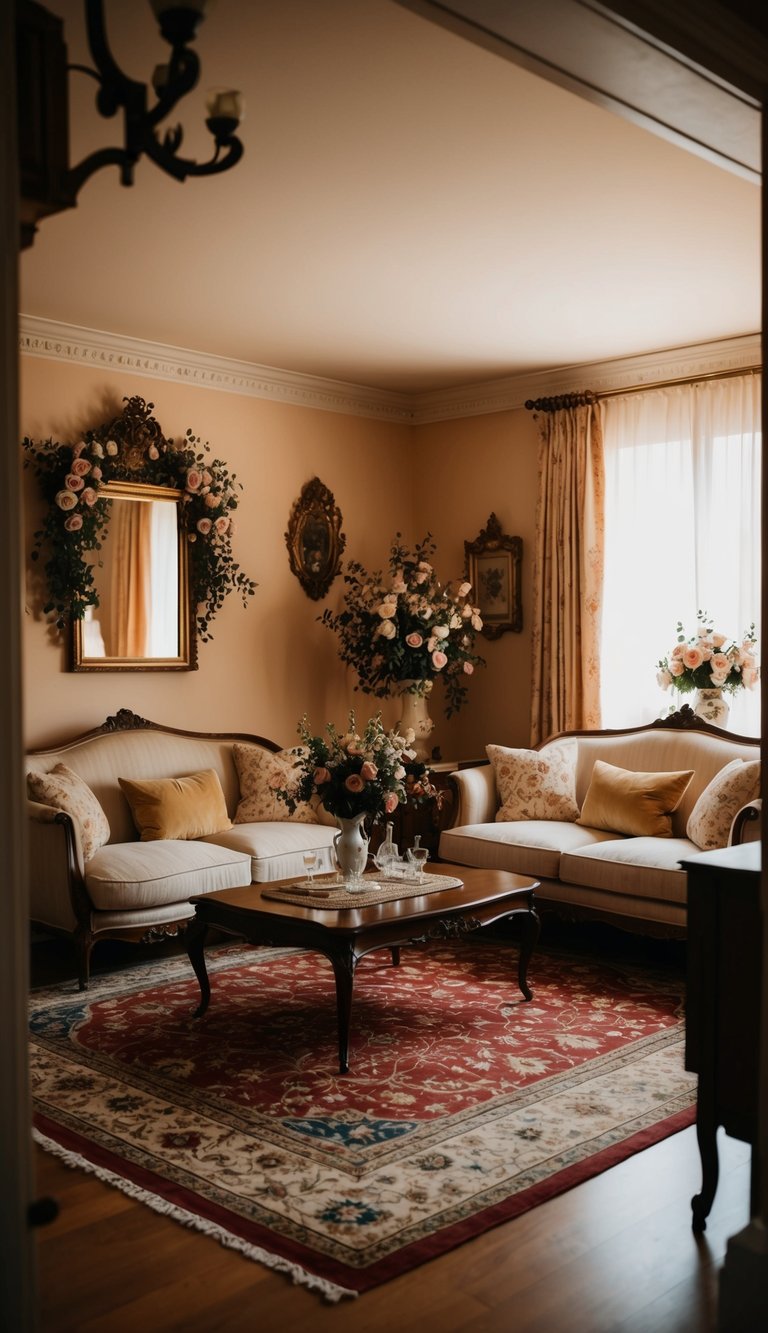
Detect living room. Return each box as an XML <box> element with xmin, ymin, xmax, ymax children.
<box><xmin>4</xmin><ymin>1</ymin><xmax>767</xmax><ymax>1329</ymax></box>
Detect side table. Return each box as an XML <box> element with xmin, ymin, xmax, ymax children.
<box><xmin>372</xmin><ymin>760</ymin><xmax>481</xmax><ymax>859</ymax></box>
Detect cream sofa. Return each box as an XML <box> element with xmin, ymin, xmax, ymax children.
<box><xmin>26</xmin><ymin>709</ymin><xmax>338</xmax><ymax>987</ymax></box>
<box><xmin>439</xmin><ymin>710</ymin><xmax>760</xmax><ymax>932</ymax></box>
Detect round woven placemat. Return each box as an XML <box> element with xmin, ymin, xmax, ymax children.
<box><xmin>262</xmin><ymin>871</ymin><xmax>463</xmax><ymax>909</ymax></box>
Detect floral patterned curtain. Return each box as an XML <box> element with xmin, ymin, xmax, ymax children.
<box><xmin>530</xmin><ymin>399</ymin><xmax>605</xmax><ymax>744</ymax></box>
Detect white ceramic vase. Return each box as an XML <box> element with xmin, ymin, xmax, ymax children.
<box><xmin>693</xmin><ymin>687</ymin><xmax>730</xmax><ymax>728</ymax></box>
<box><xmin>333</xmin><ymin>812</ymin><xmax>369</xmax><ymax>884</ymax></box>
<box><xmin>395</xmin><ymin>680</ymin><xmax>434</xmax><ymax>761</ymax></box>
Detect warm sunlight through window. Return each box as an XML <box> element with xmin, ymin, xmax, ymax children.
<box><xmin>600</xmin><ymin>376</ymin><xmax>761</xmax><ymax>736</ymax></box>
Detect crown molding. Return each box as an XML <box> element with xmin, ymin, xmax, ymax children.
<box><xmin>18</xmin><ymin>316</ymin><xmax>416</xmax><ymax>423</ymax></box>
<box><xmin>19</xmin><ymin>316</ymin><xmax>760</xmax><ymax>425</ymax></box>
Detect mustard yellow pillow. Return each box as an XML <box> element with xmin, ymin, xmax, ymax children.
<box><xmin>118</xmin><ymin>769</ymin><xmax>232</xmax><ymax>842</ymax></box>
<box><xmin>577</xmin><ymin>760</ymin><xmax>694</xmax><ymax>838</ymax></box>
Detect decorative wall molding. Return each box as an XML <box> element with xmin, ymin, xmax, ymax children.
<box><xmin>19</xmin><ymin>315</ymin><xmax>761</xmax><ymax>426</ymax></box>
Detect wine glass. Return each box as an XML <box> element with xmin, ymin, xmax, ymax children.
<box><xmin>302</xmin><ymin>850</ymin><xmax>317</xmax><ymax>887</ymax></box>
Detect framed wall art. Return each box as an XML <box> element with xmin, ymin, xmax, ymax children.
<box><xmin>285</xmin><ymin>476</ymin><xmax>346</xmax><ymax>600</ymax></box>
<box><xmin>464</xmin><ymin>512</ymin><xmax>522</xmax><ymax>638</ymax></box>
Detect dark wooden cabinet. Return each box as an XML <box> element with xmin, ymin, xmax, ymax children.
<box><xmin>681</xmin><ymin>841</ymin><xmax>762</xmax><ymax>1231</ymax></box>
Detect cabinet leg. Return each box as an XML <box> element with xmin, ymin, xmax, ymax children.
<box><xmin>691</xmin><ymin>1105</ymin><xmax>719</xmax><ymax>1233</ymax></box>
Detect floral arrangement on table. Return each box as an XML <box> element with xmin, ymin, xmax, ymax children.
<box><xmin>274</xmin><ymin>712</ymin><xmax>437</xmax><ymax>822</ymax></box>
<box><xmin>22</xmin><ymin>395</ymin><xmax>256</xmax><ymax>641</ymax></box>
<box><xmin>656</xmin><ymin>612</ymin><xmax>760</xmax><ymax>697</ymax></box>
<box><xmin>319</xmin><ymin>533</ymin><xmax>485</xmax><ymax>717</ymax></box>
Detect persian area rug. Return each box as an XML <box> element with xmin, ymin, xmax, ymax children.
<box><xmin>30</xmin><ymin>940</ymin><xmax>695</xmax><ymax>1302</ymax></box>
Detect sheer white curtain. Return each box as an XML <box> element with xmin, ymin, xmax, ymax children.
<box><xmin>600</xmin><ymin>375</ymin><xmax>761</xmax><ymax>736</ymax></box>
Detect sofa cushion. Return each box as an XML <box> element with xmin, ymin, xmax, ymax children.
<box><xmin>84</xmin><ymin>840</ymin><xmax>251</xmax><ymax>911</ymax></box>
<box><xmin>486</xmin><ymin>741</ymin><xmax>580</xmax><ymax>822</ymax></box>
<box><xmin>577</xmin><ymin>761</ymin><xmax>694</xmax><ymax>838</ymax></box>
<box><xmin>560</xmin><ymin>836</ymin><xmax>695</xmax><ymax>903</ymax></box>
<box><xmin>201</xmin><ymin>821</ymin><xmax>338</xmax><ymax>882</ymax></box>
<box><xmin>686</xmin><ymin>758</ymin><xmax>761</xmax><ymax>851</ymax></box>
<box><xmin>439</xmin><ymin>820</ymin><xmax>617</xmax><ymax>880</ymax></box>
<box><xmin>118</xmin><ymin>769</ymin><xmax>232</xmax><ymax>842</ymax></box>
<box><xmin>27</xmin><ymin>763</ymin><xmax>110</xmax><ymax>862</ymax></box>
<box><xmin>232</xmin><ymin>744</ymin><xmax>321</xmax><ymax>824</ymax></box>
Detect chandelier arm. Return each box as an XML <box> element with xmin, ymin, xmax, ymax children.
<box><xmin>63</xmin><ymin>146</ymin><xmax>137</xmax><ymax>196</ymax></box>
<box><xmin>146</xmin><ymin>47</ymin><xmax>201</xmax><ymax>128</ymax></box>
<box><xmin>140</xmin><ymin>132</ymin><xmax>244</xmax><ymax>182</ymax></box>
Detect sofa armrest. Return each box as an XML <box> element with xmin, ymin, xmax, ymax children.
<box><xmin>730</xmin><ymin>798</ymin><xmax>761</xmax><ymax>846</ymax></box>
<box><xmin>449</xmin><ymin>765</ymin><xmax>498</xmax><ymax>826</ymax></box>
<box><xmin>27</xmin><ymin>799</ymin><xmax>89</xmax><ymax>932</ymax></box>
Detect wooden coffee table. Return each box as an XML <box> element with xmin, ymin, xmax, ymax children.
<box><xmin>185</xmin><ymin>862</ymin><xmax>540</xmax><ymax>1073</ymax></box>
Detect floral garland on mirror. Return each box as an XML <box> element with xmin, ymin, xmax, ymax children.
<box><xmin>22</xmin><ymin>395</ymin><xmax>257</xmax><ymax>641</ymax></box>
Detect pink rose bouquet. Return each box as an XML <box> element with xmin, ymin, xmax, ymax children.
<box><xmin>273</xmin><ymin>712</ymin><xmax>436</xmax><ymax>822</ymax></box>
<box><xmin>656</xmin><ymin>613</ymin><xmax>759</xmax><ymax>697</ymax></box>
<box><xmin>320</xmin><ymin>534</ymin><xmax>485</xmax><ymax>717</ymax></box>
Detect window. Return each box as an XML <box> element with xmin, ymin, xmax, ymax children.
<box><xmin>600</xmin><ymin>375</ymin><xmax>761</xmax><ymax>736</ymax></box>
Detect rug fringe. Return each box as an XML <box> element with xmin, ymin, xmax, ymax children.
<box><xmin>32</xmin><ymin>1127</ymin><xmax>357</xmax><ymax>1304</ymax></box>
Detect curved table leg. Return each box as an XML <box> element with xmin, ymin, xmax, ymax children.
<box><xmin>185</xmin><ymin>914</ymin><xmax>211</xmax><ymax>1018</ymax></box>
<box><xmin>517</xmin><ymin>902</ymin><xmax>540</xmax><ymax>1002</ymax></box>
<box><xmin>329</xmin><ymin>945</ymin><xmax>358</xmax><ymax>1075</ymax></box>
<box><xmin>691</xmin><ymin>1096</ymin><xmax>719</xmax><ymax>1233</ymax></box>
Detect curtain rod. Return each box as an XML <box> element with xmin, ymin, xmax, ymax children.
<box><xmin>524</xmin><ymin>362</ymin><xmax>762</xmax><ymax>412</ymax></box>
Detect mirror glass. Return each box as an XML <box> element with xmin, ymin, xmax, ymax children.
<box><xmin>72</xmin><ymin>482</ymin><xmax>193</xmax><ymax>670</ymax></box>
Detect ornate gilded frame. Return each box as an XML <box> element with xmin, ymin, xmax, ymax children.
<box><xmin>464</xmin><ymin>512</ymin><xmax>523</xmax><ymax>639</ymax></box>
<box><xmin>285</xmin><ymin>476</ymin><xmax>346</xmax><ymax>600</ymax></box>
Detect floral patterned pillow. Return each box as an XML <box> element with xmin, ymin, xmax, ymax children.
<box><xmin>27</xmin><ymin>763</ymin><xmax>110</xmax><ymax>862</ymax></box>
<box><xmin>233</xmin><ymin>745</ymin><xmax>318</xmax><ymax>824</ymax></box>
<box><xmin>487</xmin><ymin>740</ymin><xmax>580</xmax><ymax>822</ymax></box>
<box><xmin>686</xmin><ymin>759</ymin><xmax>761</xmax><ymax>851</ymax></box>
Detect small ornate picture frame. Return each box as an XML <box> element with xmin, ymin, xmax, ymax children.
<box><xmin>464</xmin><ymin>513</ymin><xmax>522</xmax><ymax>638</ymax></box>
<box><xmin>285</xmin><ymin>477</ymin><xmax>346</xmax><ymax>600</ymax></box>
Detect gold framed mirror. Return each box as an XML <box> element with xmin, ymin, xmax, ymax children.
<box><xmin>285</xmin><ymin>476</ymin><xmax>346</xmax><ymax>600</ymax></box>
<box><xmin>71</xmin><ymin>481</ymin><xmax>194</xmax><ymax>671</ymax></box>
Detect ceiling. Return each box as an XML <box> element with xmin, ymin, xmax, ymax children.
<box><xmin>19</xmin><ymin>0</ymin><xmax>761</xmax><ymax>394</ymax></box>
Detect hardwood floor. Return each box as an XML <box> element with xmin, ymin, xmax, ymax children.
<box><xmin>30</xmin><ymin>930</ymin><xmax>752</xmax><ymax>1332</ymax></box>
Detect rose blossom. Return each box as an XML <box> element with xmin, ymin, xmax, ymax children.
<box><xmin>656</xmin><ymin>669</ymin><xmax>672</xmax><ymax>690</ymax></box>
<box><xmin>72</xmin><ymin>441</ymin><xmax>86</xmax><ymax>458</ymax></box>
<box><xmin>105</xmin><ymin>440</ymin><xmax>118</xmax><ymax>456</ymax></box>
<box><xmin>196</xmin><ymin>518</ymin><xmax>212</xmax><ymax>535</ymax></box>
<box><xmin>377</xmin><ymin>620</ymin><xmax>396</xmax><ymax>640</ymax></box>
<box><xmin>360</xmin><ymin>761</ymin><xmax>378</xmax><ymax>781</ymax></box>
<box><xmin>462</xmin><ymin>603</ymin><xmax>472</xmax><ymax>619</ymax></box>
<box><xmin>682</xmin><ymin>647</ymin><xmax>704</xmax><ymax>670</ymax></box>
<box><xmin>709</xmin><ymin>673</ymin><xmax>728</xmax><ymax>687</ymax></box>
<box><xmin>450</xmin><ymin>613</ymin><xmax>462</xmax><ymax>629</ymax></box>
<box><xmin>414</xmin><ymin>571</ymin><xmax>427</xmax><ymax>584</ymax></box>
<box><xmin>186</xmin><ymin>468</ymin><xmax>202</xmax><ymax>491</ymax></box>
<box><xmin>148</xmin><ymin>444</ymin><xmax>159</xmax><ymax>460</ymax></box>
<box><xmin>91</xmin><ymin>466</ymin><xmax>102</xmax><ymax>480</ymax></box>
<box><xmin>204</xmin><ymin>492</ymin><xmax>220</xmax><ymax>509</ymax></box>
<box><xmin>431</xmin><ymin>649</ymin><xmax>448</xmax><ymax>670</ymax></box>
<box><xmin>427</xmin><ymin>637</ymin><xmax>437</xmax><ymax>652</ymax></box>
<box><xmin>432</xmin><ymin>624</ymin><xmax>449</xmax><ymax>639</ymax></box>
<box><xmin>71</xmin><ymin>457</ymin><xmax>91</xmax><ymax>476</ymax></box>
<box><xmin>90</xmin><ymin>441</ymin><xmax>104</xmax><ymax>458</ymax></box>
<box><xmin>384</xmin><ymin>791</ymin><xmax>399</xmax><ymax>814</ymax></box>
<box><xmin>669</xmin><ymin>659</ymin><xmax>685</xmax><ymax>677</ymax></box>
<box><xmin>55</xmin><ymin>489</ymin><xmax>77</xmax><ymax>510</ymax></box>
<box><xmin>313</xmin><ymin>767</ymin><xmax>331</xmax><ymax>785</ymax></box>
<box><xmin>671</xmin><ymin>644</ymin><xmax>685</xmax><ymax>659</ymax></box>
<box><xmin>64</xmin><ymin>514</ymin><xmax>83</xmax><ymax>531</ymax></box>
<box><xmin>418</xmin><ymin>561</ymin><xmax>432</xmax><ymax>573</ymax></box>
<box><xmin>345</xmin><ymin>774</ymin><xmax>365</xmax><ymax>792</ymax></box>
<box><xmin>712</xmin><ymin>632</ymin><xmax>727</xmax><ymax>648</ymax></box>
<box><xmin>742</xmin><ymin>667</ymin><xmax>759</xmax><ymax>688</ymax></box>
<box><xmin>80</xmin><ymin>487</ymin><xmax>98</xmax><ymax>506</ymax></box>
<box><xmin>710</xmin><ymin>653</ymin><xmax>730</xmax><ymax>675</ymax></box>
<box><xmin>378</xmin><ymin>602</ymin><xmax>397</xmax><ymax>619</ymax></box>
<box><xmin>463</xmin><ymin>661</ymin><xmax>475</xmax><ymax>675</ymax></box>
<box><xmin>394</xmin><ymin>765</ymin><xmax>406</xmax><ymax>780</ymax></box>
<box><xmin>65</xmin><ymin>473</ymin><xmax>84</xmax><ymax>491</ymax></box>
<box><xmin>405</xmin><ymin>632</ymin><xmax>423</xmax><ymax>648</ymax></box>
<box><xmin>214</xmin><ymin>515</ymin><xmax>230</xmax><ymax>535</ymax></box>
<box><xmin>391</xmin><ymin>577</ymin><xmax>407</xmax><ymax>595</ymax></box>
<box><xmin>202</xmin><ymin>470</ymin><xmax>212</xmax><ymax>487</ymax></box>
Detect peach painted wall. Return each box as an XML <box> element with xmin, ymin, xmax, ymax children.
<box><xmin>20</xmin><ymin>356</ymin><xmax>540</xmax><ymax>757</ymax></box>
<box><xmin>411</xmin><ymin>408</ymin><xmax>539</xmax><ymax>761</ymax></box>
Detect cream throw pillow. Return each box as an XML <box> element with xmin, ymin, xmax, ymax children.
<box><xmin>577</xmin><ymin>760</ymin><xmax>694</xmax><ymax>838</ymax></box>
<box><xmin>233</xmin><ymin>744</ymin><xmax>318</xmax><ymax>824</ymax></box>
<box><xmin>487</xmin><ymin>740</ymin><xmax>580</xmax><ymax>822</ymax></box>
<box><xmin>686</xmin><ymin>758</ymin><xmax>760</xmax><ymax>851</ymax></box>
<box><xmin>118</xmin><ymin>769</ymin><xmax>231</xmax><ymax>842</ymax></box>
<box><xmin>27</xmin><ymin>763</ymin><xmax>110</xmax><ymax>862</ymax></box>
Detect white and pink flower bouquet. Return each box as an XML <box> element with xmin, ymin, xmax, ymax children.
<box><xmin>656</xmin><ymin>613</ymin><xmax>759</xmax><ymax>697</ymax></box>
<box><xmin>274</xmin><ymin>712</ymin><xmax>436</xmax><ymax>822</ymax></box>
<box><xmin>320</xmin><ymin>534</ymin><xmax>485</xmax><ymax>717</ymax></box>
<box><xmin>23</xmin><ymin>395</ymin><xmax>255</xmax><ymax>641</ymax></box>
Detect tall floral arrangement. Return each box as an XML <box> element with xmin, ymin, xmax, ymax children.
<box><xmin>22</xmin><ymin>396</ymin><xmax>256</xmax><ymax>640</ymax></box>
<box><xmin>274</xmin><ymin>713</ymin><xmax>436</xmax><ymax>822</ymax></box>
<box><xmin>320</xmin><ymin>534</ymin><xmax>485</xmax><ymax>717</ymax></box>
<box><xmin>656</xmin><ymin>612</ymin><xmax>759</xmax><ymax>696</ymax></box>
